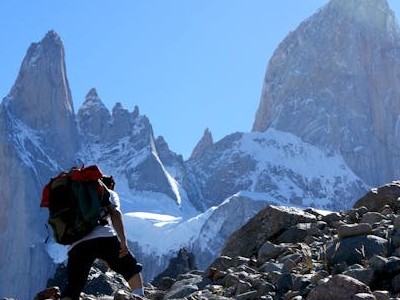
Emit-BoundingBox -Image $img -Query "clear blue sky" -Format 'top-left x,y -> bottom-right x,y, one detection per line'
1,1 -> 400,159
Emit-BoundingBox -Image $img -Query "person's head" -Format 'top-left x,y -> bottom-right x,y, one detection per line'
102,175 -> 115,190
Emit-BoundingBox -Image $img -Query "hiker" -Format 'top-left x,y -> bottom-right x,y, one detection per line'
61,175 -> 144,300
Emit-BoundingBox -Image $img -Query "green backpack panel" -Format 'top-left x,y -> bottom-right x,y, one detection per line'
41,166 -> 111,245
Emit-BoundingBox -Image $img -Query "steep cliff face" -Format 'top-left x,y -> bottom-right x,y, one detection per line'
4,30 -> 79,164
252,0 -> 400,186
0,31 -> 80,299
0,140 -> 54,300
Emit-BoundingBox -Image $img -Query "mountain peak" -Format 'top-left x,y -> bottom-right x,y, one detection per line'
77,89 -> 110,139
3,31 -> 79,160
189,128 -> 213,159
5,31 -> 75,128
328,0 -> 395,32
81,88 -> 106,110
252,0 -> 400,186
330,0 -> 390,13
86,87 -> 99,99
43,30 -> 62,44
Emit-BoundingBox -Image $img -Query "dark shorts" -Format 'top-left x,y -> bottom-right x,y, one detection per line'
62,236 -> 142,299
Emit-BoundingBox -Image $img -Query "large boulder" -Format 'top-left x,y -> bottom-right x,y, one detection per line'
353,181 -> 400,212
326,235 -> 389,267
307,274 -> 372,300
221,205 -> 316,258
152,247 -> 196,288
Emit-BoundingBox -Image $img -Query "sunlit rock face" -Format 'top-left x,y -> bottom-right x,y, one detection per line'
252,0 -> 400,186
189,128 -> 213,160
5,30 -> 79,163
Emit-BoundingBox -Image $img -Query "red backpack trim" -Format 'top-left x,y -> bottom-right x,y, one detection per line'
40,165 -> 104,207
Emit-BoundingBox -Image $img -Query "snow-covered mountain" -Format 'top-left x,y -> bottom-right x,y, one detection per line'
184,130 -> 367,212
2,0 -> 399,298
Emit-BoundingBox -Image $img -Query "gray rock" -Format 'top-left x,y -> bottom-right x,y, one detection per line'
221,273 -> 241,288
326,235 -> 388,266
276,223 -> 316,243
391,229 -> 400,248
343,267 -> 375,286
369,255 -> 389,271
221,205 -> 316,258
393,216 -> 400,229
307,275 -> 371,300
337,223 -> 373,239
361,212 -> 387,225
380,256 -> 400,275
164,274 -> 202,299
391,273 -> 400,292
258,262 -> 284,274
321,212 -> 343,224
353,293 -> 376,300
257,241 -> 286,263
164,284 -> 198,299
152,247 -> 196,288
372,290 -> 391,300
275,273 -> 293,298
207,256 -> 241,273
353,182 -> 400,212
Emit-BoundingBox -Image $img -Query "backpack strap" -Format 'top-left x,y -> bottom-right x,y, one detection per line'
97,179 -> 111,207
73,180 -> 101,223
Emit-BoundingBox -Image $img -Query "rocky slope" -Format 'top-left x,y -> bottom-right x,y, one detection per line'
252,0 -> 400,186
34,180 -> 400,299
150,181 -> 400,300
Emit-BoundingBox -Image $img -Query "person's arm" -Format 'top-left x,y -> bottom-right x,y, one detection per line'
108,205 -> 130,258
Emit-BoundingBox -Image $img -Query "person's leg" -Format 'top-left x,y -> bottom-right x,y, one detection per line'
128,272 -> 144,296
98,236 -> 144,296
61,242 -> 95,300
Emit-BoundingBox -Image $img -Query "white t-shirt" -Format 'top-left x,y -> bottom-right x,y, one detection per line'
69,189 -> 121,250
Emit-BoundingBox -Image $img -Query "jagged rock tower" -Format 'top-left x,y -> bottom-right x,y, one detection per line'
252,0 -> 400,186
6,30 -> 79,161
0,31 -> 79,299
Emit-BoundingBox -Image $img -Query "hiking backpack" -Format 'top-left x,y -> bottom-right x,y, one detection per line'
40,165 -> 111,245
